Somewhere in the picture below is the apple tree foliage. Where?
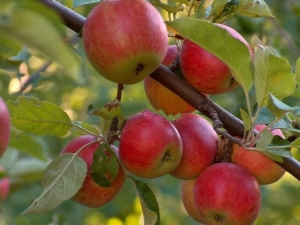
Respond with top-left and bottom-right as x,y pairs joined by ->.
1,0 -> 300,224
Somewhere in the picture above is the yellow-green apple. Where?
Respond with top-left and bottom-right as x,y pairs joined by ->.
181,179 -> 204,223
170,113 -> 217,179
231,124 -> 286,185
144,45 -> 196,115
194,162 -> 261,225
0,97 -> 10,158
119,110 -> 182,178
61,135 -> 126,208
180,24 -> 253,94
83,0 -> 168,84
0,166 -> 9,202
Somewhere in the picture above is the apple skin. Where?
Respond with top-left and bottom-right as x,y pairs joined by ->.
231,124 -> 286,185
119,110 -> 182,178
170,113 -> 217,179
83,0 -> 168,84
181,179 -> 204,223
0,166 -> 10,202
194,162 -> 261,225
61,135 -> 126,208
180,23 -> 253,94
0,97 -> 10,158
144,45 -> 196,115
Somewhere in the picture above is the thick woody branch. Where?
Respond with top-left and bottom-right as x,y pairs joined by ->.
40,0 -> 300,181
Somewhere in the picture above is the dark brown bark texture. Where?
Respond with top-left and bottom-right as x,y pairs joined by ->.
40,0 -> 300,181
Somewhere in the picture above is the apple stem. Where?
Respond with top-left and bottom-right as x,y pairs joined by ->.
117,84 -> 123,101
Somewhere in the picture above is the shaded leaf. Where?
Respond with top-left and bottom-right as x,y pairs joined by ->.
91,143 -> 119,187
9,132 -> 47,161
255,107 -> 275,125
129,176 -> 160,225
238,0 -> 273,17
149,1 -> 180,13
268,94 -> 294,118
7,96 -> 72,137
167,17 -> 253,93
0,33 -> 22,57
240,108 -> 252,131
254,46 -> 296,108
0,56 -> 22,71
296,57 -> 300,88
206,0 -> 239,23
0,0 -> 82,82
21,153 -> 87,214
73,0 -> 98,8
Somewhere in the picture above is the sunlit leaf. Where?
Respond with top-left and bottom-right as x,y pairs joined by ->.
167,17 -> 253,93
21,153 -> 87,214
206,0 -> 239,23
91,143 -> 119,187
149,1 -> 180,13
0,0 -> 82,82
129,176 -> 160,225
254,46 -> 296,107
71,121 -> 100,137
238,0 -> 274,18
256,129 -> 273,150
7,96 -> 72,137
296,57 -> 300,89
240,108 -> 252,131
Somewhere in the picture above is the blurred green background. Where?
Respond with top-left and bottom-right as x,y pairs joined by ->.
1,0 -> 300,224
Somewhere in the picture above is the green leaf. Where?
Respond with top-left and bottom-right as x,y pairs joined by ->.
129,176 -> 160,225
73,0 -> 99,8
255,107 -> 275,125
206,0 -> 239,23
254,46 -> 296,107
0,0 -> 82,82
256,129 -> 273,150
262,150 -> 283,163
21,153 -> 87,214
71,121 -> 100,137
87,104 -> 111,120
290,137 -> 300,148
149,1 -> 181,13
237,0 -> 274,17
167,17 -> 253,93
240,108 -> 252,131
0,56 -> 22,71
174,0 -> 190,4
267,94 -> 294,118
0,33 -> 22,57
91,143 -> 119,187
7,96 -> 72,137
55,0 -> 73,8
9,132 -> 48,161
296,57 -> 300,88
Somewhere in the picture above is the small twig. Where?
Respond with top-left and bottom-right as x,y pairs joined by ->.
116,84 -> 123,101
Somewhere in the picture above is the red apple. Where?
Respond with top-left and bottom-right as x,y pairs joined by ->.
0,97 -> 10,158
144,45 -> 196,115
83,0 -> 168,84
170,113 -> 217,179
231,124 -> 286,185
119,110 -> 182,178
61,135 -> 126,208
0,166 -> 10,202
180,24 -> 253,94
181,179 -> 204,223
194,162 -> 261,225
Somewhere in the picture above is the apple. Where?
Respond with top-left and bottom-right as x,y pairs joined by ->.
180,23 -> 253,94
119,110 -> 182,178
0,166 -> 10,202
181,179 -> 204,223
144,45 -> 196,116
231,124 -> 286,185
61,135 -> 126,208
194,162 -> 261,225
0,97 -> 10,158
82,0 -> 168,85
170,113 -> 217,179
